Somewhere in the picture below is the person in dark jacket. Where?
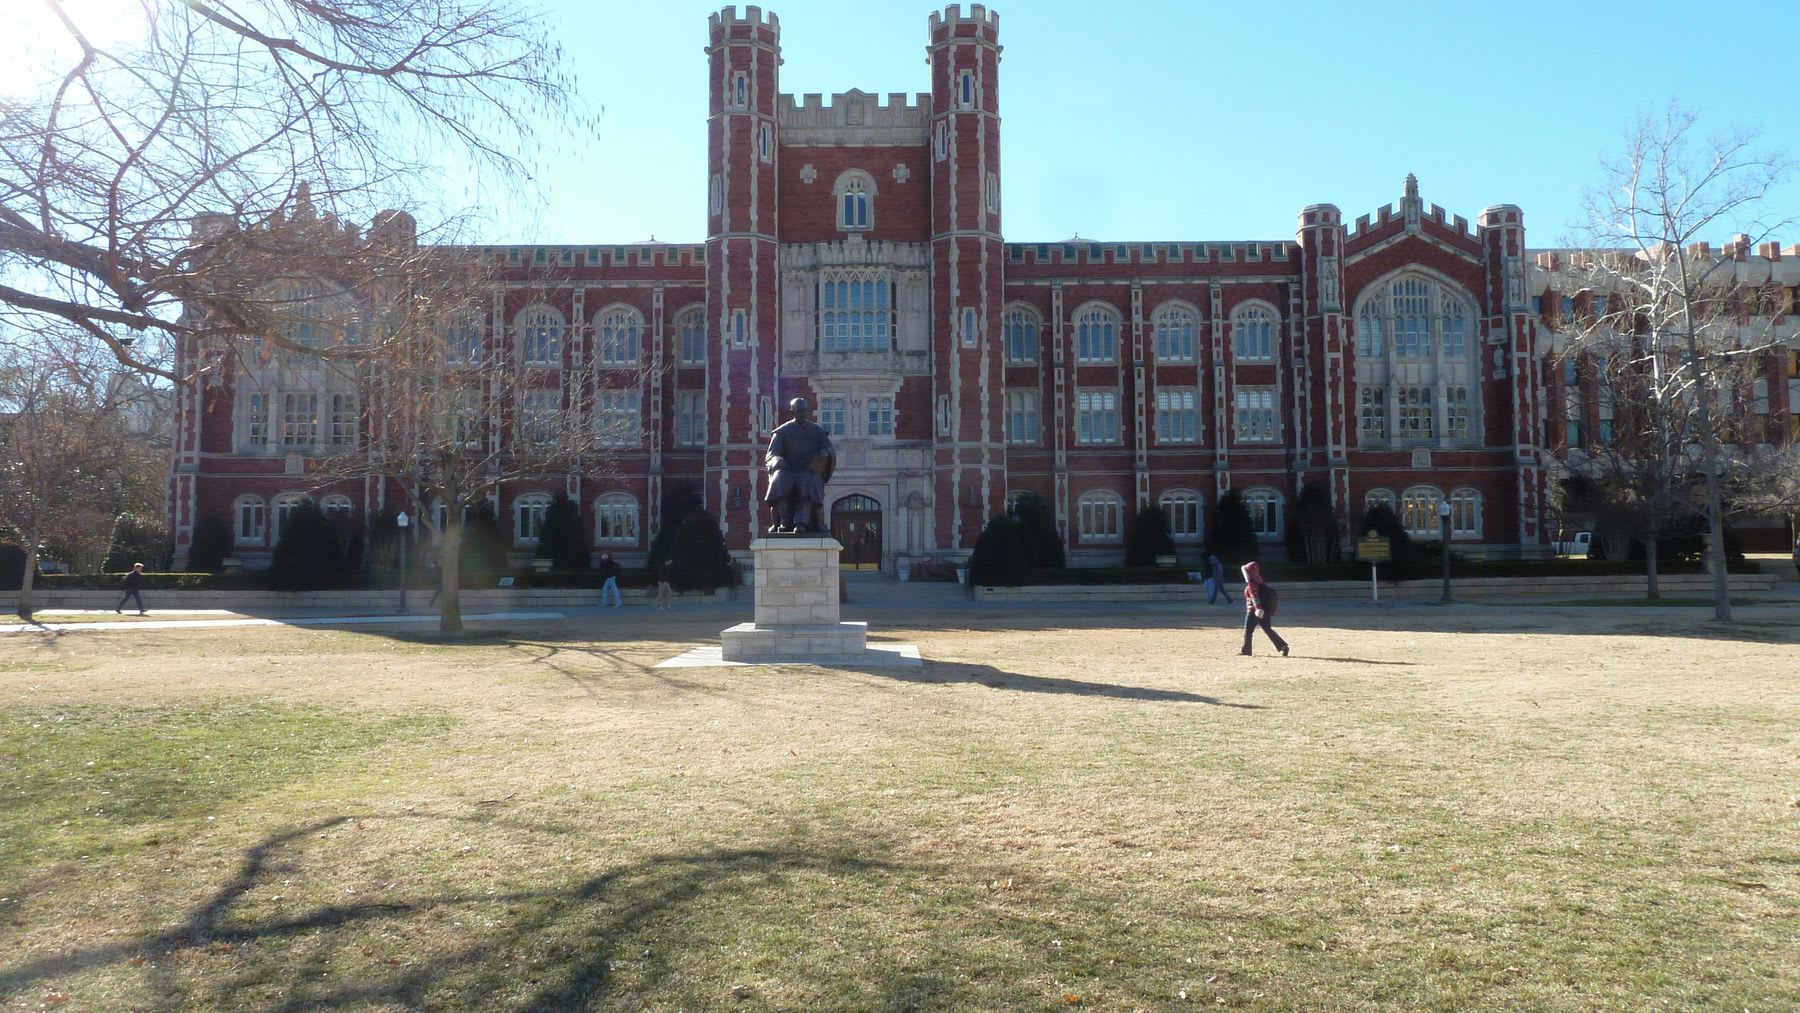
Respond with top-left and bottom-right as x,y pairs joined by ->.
1205,553 -> 1233,605
1239,560 -> 1288,657
115,562 -> 148,615
598,551 -> 622,608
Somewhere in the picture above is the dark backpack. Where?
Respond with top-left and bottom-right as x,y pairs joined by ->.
1256,582 -> 1279,614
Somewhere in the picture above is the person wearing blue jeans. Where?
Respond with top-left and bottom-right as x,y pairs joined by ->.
1205,553 -> 1233,605
598,551 -> 622,608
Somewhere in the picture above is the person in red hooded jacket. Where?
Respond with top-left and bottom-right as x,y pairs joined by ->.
1239,560 -> 1289,657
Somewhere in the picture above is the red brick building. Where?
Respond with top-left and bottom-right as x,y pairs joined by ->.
169,5 -> 1572,572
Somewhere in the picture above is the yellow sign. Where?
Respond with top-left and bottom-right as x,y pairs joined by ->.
1356,535 -> 1391,563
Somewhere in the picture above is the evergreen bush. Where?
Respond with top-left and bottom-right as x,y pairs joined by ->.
1007,490 -> 1065,570
649,484 -> 702,571
1207,490 -> 1259,570
102,513 -> 170,573
1124,504 -> 1175,566
1357,503 -> 1415,578
268,500 -> 348,590
668,510 -> 734,591
969,514 -> 1032,585
1284,482 -> 1340,564
534,494 -> 588,568
186,515 -> 230,572
458,501 -> 505,579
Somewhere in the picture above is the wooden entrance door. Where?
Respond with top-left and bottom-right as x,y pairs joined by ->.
830,495 -> 883,570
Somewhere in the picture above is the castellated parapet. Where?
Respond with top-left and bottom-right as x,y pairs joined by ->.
928,4 -> 1000,40
777,89 -> 930,144
708,5 -> 779,41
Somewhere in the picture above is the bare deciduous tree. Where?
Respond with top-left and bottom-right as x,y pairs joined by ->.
1565,104 -> 1795,620
0,0 -> 587,379
0,341 -> 160,619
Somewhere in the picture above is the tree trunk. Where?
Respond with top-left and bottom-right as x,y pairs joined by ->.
439,518 -> 463,633
17,537 -> 38,621
1644,516 -> 1660,600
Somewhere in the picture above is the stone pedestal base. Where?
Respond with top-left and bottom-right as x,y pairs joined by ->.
719,621 -> 868,663
716,536 -> 886,665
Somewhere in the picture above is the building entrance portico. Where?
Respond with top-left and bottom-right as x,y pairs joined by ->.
830,494 -> 882,570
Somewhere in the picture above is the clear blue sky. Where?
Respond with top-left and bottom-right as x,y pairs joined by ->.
477,1 -> 1798,250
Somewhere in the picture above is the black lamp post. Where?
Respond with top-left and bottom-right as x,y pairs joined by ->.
1438,499 -> 1453,603
396,511 -> 410,613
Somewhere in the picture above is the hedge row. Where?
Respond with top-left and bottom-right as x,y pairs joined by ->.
998,556 -> 1760,588
18,568 -> 675,593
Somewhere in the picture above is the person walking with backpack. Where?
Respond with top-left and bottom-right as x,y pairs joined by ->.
1239,560 -> 1288,657
115,562 -> 148,615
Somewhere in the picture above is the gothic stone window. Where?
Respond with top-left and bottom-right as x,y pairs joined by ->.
1077,490 -> 1124,544
1074,303 -> 1119,364
819,271 -> 893,352
1353,272 -> 1480,447
595,306 -> 643,366
1003,305 -> 1039,363
1232,303 -> 1277,361
833,170 -> 875,232
1153,303 -> 1197,362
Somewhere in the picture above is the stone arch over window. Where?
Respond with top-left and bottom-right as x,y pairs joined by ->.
1242,487 -> 1284,539
1151,300 -> 1200,363
1448,487 -> 1482,539
513,491 -> 554,546
319,493 -> 354,523
1159,488 -> 1204,543
832,169 -> 876,231
232,494 -> 266,547
594,492 -> 640,547
1231,300 -> 1279,361
1351,268 -> 1481,447
1002,303 -> 1041,364
1399,485 -> 1445,537
515,304 -> 564,368
675,305 -> 707,365
1072,301 -> 1120,364
1363,488 -> 1396,516
262,280 -> 355,352
593,304 -> 643,367
270,491 -> 310,545
1076,489 -> 1124,544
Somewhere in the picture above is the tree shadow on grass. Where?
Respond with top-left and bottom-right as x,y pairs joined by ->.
0,813 -> 928,1011
847,659 -> 1267,708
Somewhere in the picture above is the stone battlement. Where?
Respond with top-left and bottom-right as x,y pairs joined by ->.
777,89 -> 931,133
1002,240 -> 1295,267
708,5 -> 779,40
929,4 -> 1000,43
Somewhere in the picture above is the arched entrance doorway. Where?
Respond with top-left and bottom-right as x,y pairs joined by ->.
830,494 -> 882,570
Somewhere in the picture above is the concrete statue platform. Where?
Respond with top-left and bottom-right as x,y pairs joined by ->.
657,535 -> 919,668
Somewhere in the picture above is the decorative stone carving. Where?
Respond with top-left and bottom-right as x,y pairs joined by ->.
799,163 -> 817,184
893,163 -> 910,183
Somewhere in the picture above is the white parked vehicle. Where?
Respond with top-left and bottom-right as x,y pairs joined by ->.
1553,530 -> 1592,557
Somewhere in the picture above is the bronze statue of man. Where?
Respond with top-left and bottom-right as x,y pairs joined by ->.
763,396 -> 835,534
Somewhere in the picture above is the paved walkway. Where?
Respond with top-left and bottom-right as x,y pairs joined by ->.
0,611 -> 565,634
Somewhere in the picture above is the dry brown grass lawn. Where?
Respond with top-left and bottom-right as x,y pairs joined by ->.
1,601 -> 1795,1010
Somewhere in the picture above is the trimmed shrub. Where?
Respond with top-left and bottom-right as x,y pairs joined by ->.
102,513 -> 170,573
969,514 -> 1032,586
1008,491 -> 1065,570
187,515 -> 230,573
268,501 -> 348,591
668,510 -> 734,591
458,501 -> 505,580
1124,504 -> 1176,566
535,495 -> 588,569
649,484 -> 704,572
1285,482 -> 1340,564
1357,503 -> 1415,578
1207,490 -> 1259,570
0,543 -> 23,591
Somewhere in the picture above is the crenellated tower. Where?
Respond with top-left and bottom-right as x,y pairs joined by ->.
1296,202 -> 1351,521
1478,202 -> 1547,550
705,6 -> 782,547
926,4 -> 1005,550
